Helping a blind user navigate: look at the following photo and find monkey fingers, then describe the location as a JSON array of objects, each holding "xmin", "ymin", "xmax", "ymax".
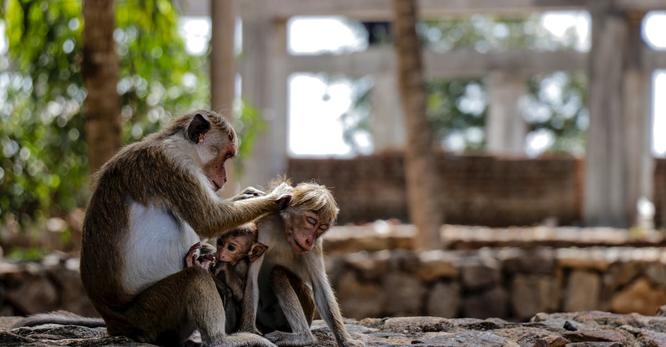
[
  {"xmin": 241, "ymin": 186, "xmax": 265, "ymax": 197},
  {"xmin": 197, "ymin": 254, "xmax": 216, "ymax": 270},
  {"xmin": 185, "ymin": 242, "xmax": 202, "ymax": 268},
  {"xmin": 230, "ymin": 186, "xmax": 266, "ymax": 201}
]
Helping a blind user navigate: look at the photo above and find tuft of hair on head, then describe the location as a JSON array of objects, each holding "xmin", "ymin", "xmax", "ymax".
[
  {"xmin": 218, "ymin": 223, "xmax": 257, "ymax": 246},
  {"xmin": 268, "ymin": 175, "xmax": 292, "ymax": 190},
  {"xmin": 290, "ymin": 181, "xmax": 339, "ymax": 224}
]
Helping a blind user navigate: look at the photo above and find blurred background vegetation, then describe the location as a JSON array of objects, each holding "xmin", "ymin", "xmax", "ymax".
[
  {"xmin": 0, "ymin": 0, "xmax": 587, "ymax": 257},
  {"xmin": 0, "ymin": 0, "xmax": 211, "ymax": 258}
]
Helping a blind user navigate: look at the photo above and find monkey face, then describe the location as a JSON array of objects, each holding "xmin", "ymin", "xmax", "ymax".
[
  {"xmin": 283, "ymin": 209, "xmax": 330, "ymax": 253},
  {"xmin": 187, "ymin": 113, "xmax": 237, "ymax": 191},
  {"xmin": 216, "ymin": 235, "xmax": 252, "ymax": 264}
]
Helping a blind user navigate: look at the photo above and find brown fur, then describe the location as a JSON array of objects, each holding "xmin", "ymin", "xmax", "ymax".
[
  {"xmin": 79, "ymin": 110, "xmax": 283, "ymax": 346},
  {"xmin": 240, "ymin": 182, "xmax": 363, "ymax": 347}
]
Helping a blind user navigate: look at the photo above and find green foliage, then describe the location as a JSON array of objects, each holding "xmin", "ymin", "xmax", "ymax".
[
  {"xmin": 5, "ymin": 247, "xmax": 47, "ymax": 262},
  {"xmin": 0, "ymin": 0, "xmax": 208, "ymax": 225}
]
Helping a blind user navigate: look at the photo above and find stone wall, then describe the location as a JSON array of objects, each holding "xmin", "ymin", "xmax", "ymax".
[
  {"xmin": 289, "ymin": 154, "xmax": 666, "ymax": 227},
  {"xmin": 327, "ymin": 247, "xmax": 666, "ymax": 321},
  {"xmin": 322, "ymin": 224, "xmax": 666, "ymax": 254},
  {"xmin": 0, "ymin": 255, "xmax": 96, "ymax": 317},
  {"xmin": 2, "ymin": 247, "xmax": 666, "ymax": 323}
]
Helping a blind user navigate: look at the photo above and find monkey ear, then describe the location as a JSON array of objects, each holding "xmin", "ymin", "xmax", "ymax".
[
  {"xmin": 248, "ymin": 242, "xmax": 268, "ymax": 262},
  {"xmin": 187, "ymin": 113, "xmax": 211, "ymax": 144}
]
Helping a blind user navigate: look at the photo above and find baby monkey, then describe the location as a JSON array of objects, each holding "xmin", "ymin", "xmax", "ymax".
[{"xmin": 185, "ymin": 223, "xmax": 267, "ymax": 333}]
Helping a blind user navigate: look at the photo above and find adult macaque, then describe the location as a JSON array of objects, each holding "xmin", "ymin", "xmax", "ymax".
[
  {"xmin": 240, "ymin": 181, "xmax": 364, "ymax": 347},
  {"xmin": 76, "ymin": 110, "xmax": 289, "ymax": 346}
]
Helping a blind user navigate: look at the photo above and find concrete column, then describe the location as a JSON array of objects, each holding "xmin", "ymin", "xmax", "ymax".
[
  {"xmin": 210, "ymin": 0, "xmax": 236, "ymax": 114},
  {"xmin": 210, "ymin": 0, "xmax": 238, "ymax": 196},
  {"xmin": 371, "ymin": 71, "xmax": 406, "ymax": 151},
  {"xmin": 486, "ymin": 71, "xmax": 527, "ymax": 155},
  {"xmin": 239, "ymin": 4, "xmax": 288, "ymax": 188},
  {"xmin": 584, "ymin": 5, "xmax": 652, "ymax": 227},
  {"xmin": 623, "ymin": 11, "xmax": 653, "ymax": 228}
]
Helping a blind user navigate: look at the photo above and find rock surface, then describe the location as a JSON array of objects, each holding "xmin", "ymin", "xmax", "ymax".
[{"xmin": 4, "ymin": 311, "xmax": 666, "ymax": 346}]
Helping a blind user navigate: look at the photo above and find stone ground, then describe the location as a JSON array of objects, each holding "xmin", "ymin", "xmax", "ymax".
[{"xmin": 2, "ymin": 311, "xmax": 666, "ymax": 346}]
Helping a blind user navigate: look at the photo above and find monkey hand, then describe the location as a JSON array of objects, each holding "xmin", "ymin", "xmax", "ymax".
[
  {"xmin": 184, "ymin": 242, "xmax": 215, "ymax": 270},
  {"xmin": 269, "ymin": 182, "xmax": 293, "ymax": 210},
  {"xmin": 197, "ymin": 254, "xmax": 215, "ymax": 270},
  {"xmin": 184, "ymin": 242, "xmax": 202, "ymax": 268},
  {"xmin": 231, "ymin": 186, "xmax": 266, "ymax": 201}
]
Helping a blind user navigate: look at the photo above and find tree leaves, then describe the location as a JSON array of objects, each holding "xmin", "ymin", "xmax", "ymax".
[{"xmin": 0, "ymin": 0, "xmax": 208, "ymax": 225}]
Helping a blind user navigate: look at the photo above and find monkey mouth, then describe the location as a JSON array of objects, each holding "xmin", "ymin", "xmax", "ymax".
[
  {"xmin": 210, "ymin": 179, "xmax": 221, "ymax": 191},
  {"xmin": 292, "ymin": 239, "xmax": 311, "ymax": 253}
]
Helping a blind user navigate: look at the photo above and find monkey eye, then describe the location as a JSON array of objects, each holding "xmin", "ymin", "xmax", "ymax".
[
  {"xmin": 306, "ymin": 216, "xmax": 318, "ymax": 226},
  {"xmin": 227, "ymin": 244, "xmax": 236, "ymax": 252},
  {"xmin": 319, "ymin": 224, "xmax": 329, "ymax": 232}
]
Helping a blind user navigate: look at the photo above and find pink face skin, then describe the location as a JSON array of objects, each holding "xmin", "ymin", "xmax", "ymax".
[
  {"xmin": 193, "ymin": 125, "xmax": 237, "ymax": 192},
  {"xmin": 202, "ymin": 142, "xmax": 236, "ymax": 191},
  {"xmin": 284, "ymin": 210, "xmax": 330, "ymax": 253},
  {"xmin": 216, "ymin": 235, "xmax": 252, "ymax": 265}
]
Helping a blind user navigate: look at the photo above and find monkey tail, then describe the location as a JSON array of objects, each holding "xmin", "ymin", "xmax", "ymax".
[
  {"xmin": 213, "ymin": 332, "xmax": 277, "ymax": 347},
  {"xmin": 12, "ymin": 310, "xmax": 106, "ymax": 329}
]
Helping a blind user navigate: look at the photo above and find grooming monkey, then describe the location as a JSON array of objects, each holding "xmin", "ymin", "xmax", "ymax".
[
  {"xmin": 16, "ymin": 111, "xmax": 290, "ymax": 347},
  {"xmin": 184, "ymin": 224, "xmax": 267, "ymax": 333},
  {"xmin": 239, "ymin": 181, "xmax": 365, "ymax": 347}
]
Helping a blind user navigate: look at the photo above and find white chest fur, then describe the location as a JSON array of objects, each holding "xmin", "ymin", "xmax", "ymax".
[{"xmin": 122, "ymin": 201, "xmax": 200, "ymax": 295}]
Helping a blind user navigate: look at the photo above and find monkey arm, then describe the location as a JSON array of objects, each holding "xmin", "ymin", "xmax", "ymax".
[
  {"xmin": 263, "ymin": 267, "xmax": 317, "ymax": 346},
  {"xmin": 304, "ymin": 251, "xmax": 364, "ymax": 347},
  {"xmin": 223, "ymin": 265, "xmax": 245, "ymax": 301},
  {"xmin": 149, "ymin": 155, "xmax": 291, "ymax": 238},
  {"xmin": 239, "ymin": 254, "xmax": 265, "ymax": 334}
]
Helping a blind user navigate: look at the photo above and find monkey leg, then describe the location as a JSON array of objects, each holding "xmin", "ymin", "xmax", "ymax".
[
  {"xmin": 263, "ymin": 267, "xmax": 317, "ymax": 346},
  {"xmin": 119, "ymin": 267, "xmax": 274, "ymax": 347},
  {"xmin": 286, "ymin": 269, "xmax": 315, "ymax": 327}
]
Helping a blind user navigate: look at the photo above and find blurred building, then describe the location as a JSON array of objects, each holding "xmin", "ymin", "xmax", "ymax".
[{"xmin": 180, "ymin": 0, "xmax": 666, "ymax": 228}]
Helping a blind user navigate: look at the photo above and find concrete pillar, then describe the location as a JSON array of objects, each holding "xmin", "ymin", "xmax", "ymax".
[
  {"xmin": 584, "ymin": 5, "xmax": 652, "ymax": 227},
  {"xmin": 210, "ymin": 0, "xmax": 236, "ymax": 114},
  {"xmin": 239, "ymin": 3, "xmax": 288, "ymax": 188},
  {"xmin": 486, "ymin": 71, "xmax": 527, "ymax": 155},
  {"xmin": 623, "ymin": 11, "xmax": 653, "ymax": 228},
  {"xmin": 371, "ymin": 71, "xmax": 406, "ymax": 151},
  {"xmin": 210, "ymin": 0, "xmax": 238, "ymax": 196}
]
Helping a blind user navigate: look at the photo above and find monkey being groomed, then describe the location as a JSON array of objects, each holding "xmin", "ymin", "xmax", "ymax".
[
  {"xmin": 239, "ymin": 181, "xmax": 365, "ymax": 347},
  {"xmin": 15, "ymin": 110, "xmax": 292, "ymax": 347}
]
